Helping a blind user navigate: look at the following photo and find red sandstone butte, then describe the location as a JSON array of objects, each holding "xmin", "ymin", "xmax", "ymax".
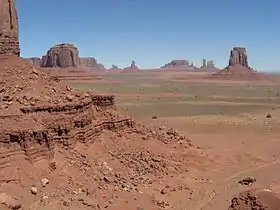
[{"xmin": 213, "ymin": 47, "xmax": 262, "ymax": 80}]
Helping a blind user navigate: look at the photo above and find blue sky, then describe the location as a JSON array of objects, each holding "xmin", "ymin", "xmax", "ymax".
[{"xmin": 17, "ymin": 0, "xmax": 280, "ymax": 71}]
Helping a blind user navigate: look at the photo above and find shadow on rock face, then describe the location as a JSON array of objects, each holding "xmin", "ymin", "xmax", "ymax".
[{"xmin": 228, "ymin": 189, "xmax": 280, "ymax": 210}]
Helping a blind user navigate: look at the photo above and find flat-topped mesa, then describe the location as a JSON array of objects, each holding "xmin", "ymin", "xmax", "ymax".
[
  {"xmin": 80, "ymin": 57, "xmax": 97, "ymax": 67},
  {"xmin": 229, "ymin": 47, "xmax": 249, "ymax": 68},
  {"xmin": 43, "ymin": 43, "xmax": 79, "ymax": 68},
  {"xmin": 161, "ymin": 60, "xmax": 191, "ymax": 68},
  {"xmin": 0, "ymin": 0, "xmax": 20, "ymax": 56}
]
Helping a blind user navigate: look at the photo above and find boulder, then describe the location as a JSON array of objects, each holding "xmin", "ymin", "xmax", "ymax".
[
  {"xmin": 43, "ymin": 43, "xmax": 79, "ymax": 68},
  {"xmin": 0, "ymin": 0, "xmax": 20, "ymax": 56},
  {"xmin": 229, "ymin": 189, "xmax": 280, "ymax": 210}
]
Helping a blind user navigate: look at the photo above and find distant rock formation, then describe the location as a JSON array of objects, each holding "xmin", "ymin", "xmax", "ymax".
[
  {"xmin": 201, "ymin": 58, "xmax": 215, "ymax": 68},
  {"xmin": 0, "ymin": 0, "xmax": 20, "ymax": 56},
  {"xmin": 207, "ymin": 60, "xmax": 214, "ymax": 68},
  {"xmin": 202, "ymin": 59, "xmax": 206, "ymax": 67},
  {"xmin": 131, "ymin": 60, "xmax": 137, "ymax": 68},
  {"xmin": 79, "ymin": 57, "xmax": 97, "ymax": 67},
  {"xmin": 43, "ymin": 43, "xmax": 79, "ymax": 68},
  {"xmin": 122, "ymin": 60, "xmax": 140, "ymax": 72},
  {"xmin": 109, "ymin": 64, "xmax": 121, "ymax": 70},
  {"xmin": 24, "ymin": 57, "xmax": 41, "ymax": 66},
  {"xmin": 41, "ymin": 55, "xmax": 47, "ymax": 67},
  {"xmin": 213, "ymin": 47, "xmax": 260, "ymax": 80},
  {"xmin": 229, "ymin": 47, "xmax": 249, "ymax": 67},
  {"xmin": 161, "ymin": 60, "xmax": 190, "ymax": 68}
]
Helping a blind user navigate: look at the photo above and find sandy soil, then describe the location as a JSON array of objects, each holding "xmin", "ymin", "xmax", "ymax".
[{"xmin": 60, "ymin": 68, "xmax": 280, "ymax": 209}]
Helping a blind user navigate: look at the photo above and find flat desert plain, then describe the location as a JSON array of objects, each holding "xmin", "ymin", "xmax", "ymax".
[{"xmin": 65, "ymin": 70, "xmax": 280, "ymax": 209}]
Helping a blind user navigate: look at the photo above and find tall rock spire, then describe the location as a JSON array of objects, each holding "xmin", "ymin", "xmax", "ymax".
[{"xmin": 0, "ymin": 0, "xmax": 20, "ymax": 56}]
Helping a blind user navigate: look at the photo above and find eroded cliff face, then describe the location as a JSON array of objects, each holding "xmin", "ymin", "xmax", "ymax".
[
  {"xmin": 43, "ymin": 44, "xmax": 79, "ymax": 68},
  {"xmin": 0, "ymin": 0, "xmax": 20, "ymax": 56},
  {"xmin": 0, "ymin": 57, "xmax": 134, "ymax": 166}
]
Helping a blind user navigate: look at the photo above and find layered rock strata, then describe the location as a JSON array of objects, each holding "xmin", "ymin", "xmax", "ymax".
[{"xmin": 0, "ymin": 57, "xmax": 134, "ymax": 167}]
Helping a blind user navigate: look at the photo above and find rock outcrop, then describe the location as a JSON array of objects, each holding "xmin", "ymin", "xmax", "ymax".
[
  {"xmin": 229, "ymin": 189, "xmax": 280, "ymax": 210},
  {"xmin": 213, "ymin": 47, "xmax": 261, "ymax": 80},
  {"xmin": 43, "ymin": 43, "xmax": 79, "ymax": 68},
  {"xmin": 0, "ymin": 57, "xmax": 134, "ymax": 166},
  {"xmin": 0, "ymin": 0, "xmax": 20, "ymax": 56}
]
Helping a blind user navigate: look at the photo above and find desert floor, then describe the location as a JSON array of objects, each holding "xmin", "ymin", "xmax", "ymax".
[{"xmin": 66, "ymin": 70, "xmax": 280, "ymax": 209}]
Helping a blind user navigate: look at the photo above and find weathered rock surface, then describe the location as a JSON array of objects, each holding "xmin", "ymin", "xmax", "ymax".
[
  {"xmin": 229, "ymin": 47, "xmax": 249, "ymax": 67},
  {"xmin": 43, "ymin": 43, "xmax": 79, "ymax": 68},
  {"xmin": 0, "ymin": 0, "xmax": 20, "ymax": 56},
  {"xmin": 24, "ymin": 57, "xmax": 41, "ymax": 66},
  {"xmin": 0, "ymin": 56, "xmax": 134, "ymax": 166}
]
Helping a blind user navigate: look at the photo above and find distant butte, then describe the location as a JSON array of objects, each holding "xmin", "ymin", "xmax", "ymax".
[
  {"xmin": 213, "ymin": 47, "xmax": 261, "ymax": 80},
  {"xmin": 161, "ymin": 60, "xmax": 194, "ymax": 69},
  {"xmin": 43, "ymin": 43, "xmax": 80, "ymax": 68}
]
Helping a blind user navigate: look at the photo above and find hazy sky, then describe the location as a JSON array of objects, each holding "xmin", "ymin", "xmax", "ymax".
[{"xmin": 17, "ymin": 0, "xmax": 280, "ymax": 71}]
